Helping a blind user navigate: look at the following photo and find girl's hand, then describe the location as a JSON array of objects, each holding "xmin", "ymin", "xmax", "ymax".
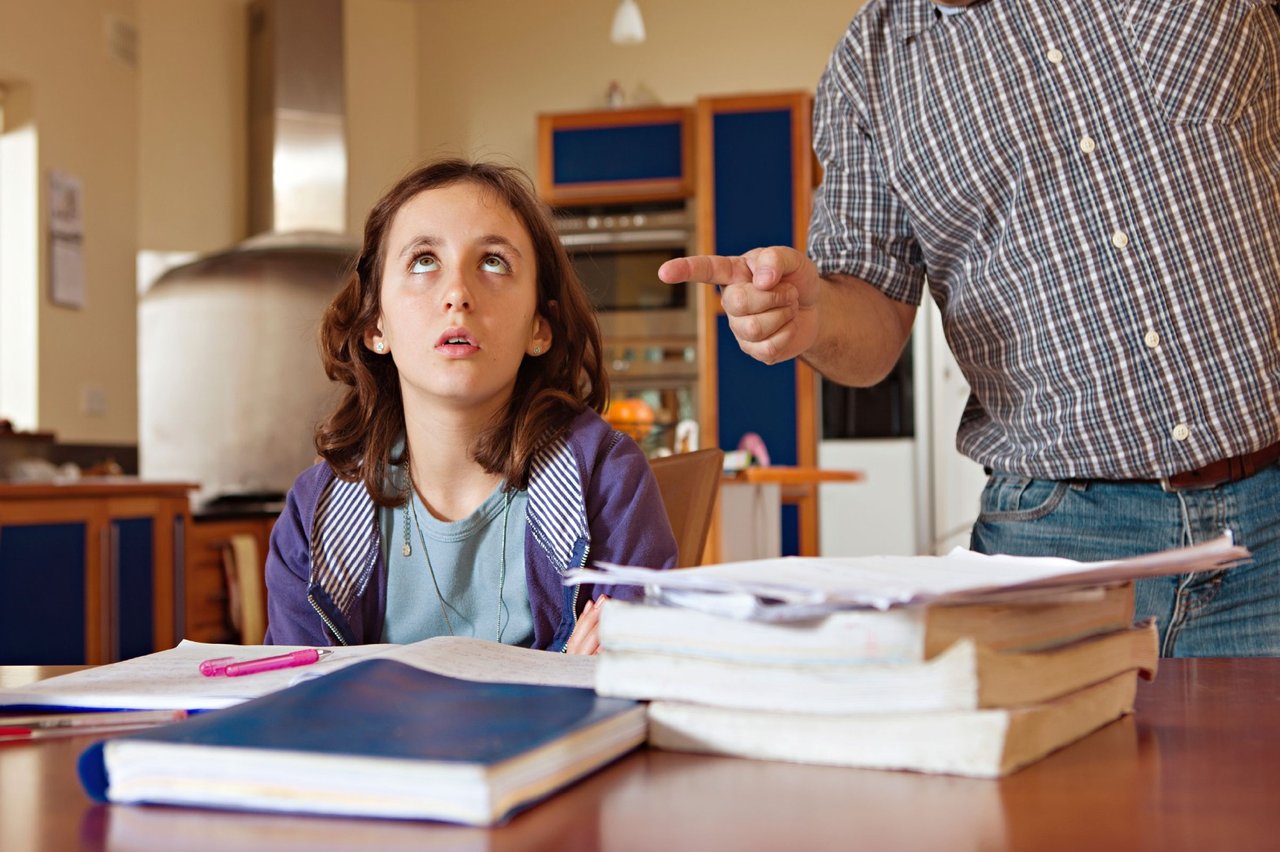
[{"xmin": 564, "ymin": 595, "xmax": 609, "ymax": 655}]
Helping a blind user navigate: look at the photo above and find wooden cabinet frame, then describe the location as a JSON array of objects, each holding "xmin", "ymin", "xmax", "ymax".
[{"xmin": 536, "ymin": 106, "xmax": 695, "ymax": 206}]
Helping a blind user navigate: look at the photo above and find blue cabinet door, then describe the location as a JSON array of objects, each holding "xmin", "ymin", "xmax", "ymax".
[
  {"xmin": 0, "ymin": 522, "xmax": 87, "ymax": 664},
  {"xmin": 114, "ymin": 517, "xmax": 156, "ymax": 661},
  {"xmin": 538, "ymin": 107, "xmax": 693, "ymax": 205},
  {"xmin": 710, "ymin": 106, "xmax": 806, "ymax": 555}
]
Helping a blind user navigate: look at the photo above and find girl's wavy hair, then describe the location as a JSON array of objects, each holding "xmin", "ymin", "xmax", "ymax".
[{"xmin": 315, "ymin": 158, "xmax": 608, "ymax": 506}]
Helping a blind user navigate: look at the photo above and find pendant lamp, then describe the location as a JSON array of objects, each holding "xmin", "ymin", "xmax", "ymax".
[{"xmin": 611, "ymin": 0, "xmax": 646, "ymax": 44}]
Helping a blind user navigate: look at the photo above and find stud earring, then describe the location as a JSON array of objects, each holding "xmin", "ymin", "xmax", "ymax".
[
  {"xmin": 532, "ymin": 345, "xmax": 542, "ymax": 355},
  {"xmin": 375, "ymin": 341, "xmax": 385, "ymax": 353}
]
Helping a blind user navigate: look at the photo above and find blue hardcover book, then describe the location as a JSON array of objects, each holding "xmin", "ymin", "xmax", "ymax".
[{"xmin": 78, "ymin": 659, "xmax": 646, "ymax": 825}]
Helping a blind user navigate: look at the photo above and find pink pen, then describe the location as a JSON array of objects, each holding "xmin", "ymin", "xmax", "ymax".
[{"xmin": 198, "ymin": 648, "xmax": 332, "ymax": 678}]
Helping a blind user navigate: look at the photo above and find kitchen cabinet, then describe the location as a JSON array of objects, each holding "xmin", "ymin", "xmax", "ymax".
[
  {"xmin": 695, "ymin": 91, "xmax": 819, "ymax": 558},
  {"xmin": 0, "ymin": 481, "xmax": 193, "ymax": 664},
  {"xmin": 536, "ymin": 106, "xmax": 694, "ymax": 206}
]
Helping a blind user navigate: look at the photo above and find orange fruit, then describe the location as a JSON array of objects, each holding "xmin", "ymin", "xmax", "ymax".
[{"xmin": 604, "ymin": 397, "xmax": 655, "ymax": 439}]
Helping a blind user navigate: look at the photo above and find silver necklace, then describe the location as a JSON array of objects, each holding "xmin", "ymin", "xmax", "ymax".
[{"xmin": 401, "ymin": 473, "xmax": 514, "ymax": 643}]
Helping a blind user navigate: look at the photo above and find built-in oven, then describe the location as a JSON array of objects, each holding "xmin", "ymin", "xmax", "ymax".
[
  {"xmin": 555, "ymin": 203, "xmax": 697, "ymax": 340},
  {"xmin": 555, "ymin": 203, "xmax": 699, "ymax": 455}
]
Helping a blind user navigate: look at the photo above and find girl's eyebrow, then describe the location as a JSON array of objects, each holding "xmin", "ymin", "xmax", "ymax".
[
  {"xmin": 398, "ymin": 235, "xmax": 440, "ymax": 259},
  {"xmin": 477, "ymin": 235, "xmax": 524, "ymax": 257},
  {"xmin": 397, "ymin": 234, "xmax": 524, "ymax": 258}
]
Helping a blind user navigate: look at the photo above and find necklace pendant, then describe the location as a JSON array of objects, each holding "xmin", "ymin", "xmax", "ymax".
[{"xmin": 402, "ymin": 543, "xmax": 412, "ymax": 557}]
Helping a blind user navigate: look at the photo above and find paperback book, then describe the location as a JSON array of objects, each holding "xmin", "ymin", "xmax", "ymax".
[
  {"xmin": 646, "ymin": 669, "xmax": 1139, "ymax": 778},
  {"xmin": 596, "ymin": 620, "xmax": 1157, "ymax": 714}
]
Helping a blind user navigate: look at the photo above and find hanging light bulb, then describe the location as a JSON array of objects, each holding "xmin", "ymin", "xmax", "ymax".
[{"xmin": 611, "ymin": 0, "xmax": 646, "ymax": 45}]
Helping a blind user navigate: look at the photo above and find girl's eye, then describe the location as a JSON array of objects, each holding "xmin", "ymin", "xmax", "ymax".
[
  {"xmin": 410, "ymin": 254, "xmax": 439, "ymax": 274},
  {"xmin": 481, "ymin": 254, "xmax": 512, "ymax": 274}
]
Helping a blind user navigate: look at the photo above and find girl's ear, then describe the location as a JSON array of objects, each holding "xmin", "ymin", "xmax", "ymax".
[
  {"xmin": 364, "ymin": 326, "xmax": 389, "ymax": 354},
  {"xmin": 528, "ymin": 313, "xmax": 553, "ymax": 357}
]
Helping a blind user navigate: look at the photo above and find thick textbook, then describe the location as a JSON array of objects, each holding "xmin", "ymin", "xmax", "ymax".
[
  {"xmin": 597, "ymin": 620, "xmax": 1156, "ymax": 713},
  {"xmin": 647, "ymin": 670, "xmax": 1139, "ymax": 778},
  {"xmin": 598, "ymin": 583, "xmax": 1137, "ymax": 665},
  {"xmin": 78, "ymin": 660, "xmax": 645, "ymax": 826}
]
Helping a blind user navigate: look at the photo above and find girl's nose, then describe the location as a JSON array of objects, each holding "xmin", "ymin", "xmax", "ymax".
[{"xmin": 442, "ymin": 272, "xmax": 473, "ymax": 312}]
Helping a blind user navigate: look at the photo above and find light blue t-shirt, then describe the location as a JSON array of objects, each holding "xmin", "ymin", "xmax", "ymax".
[{"xmin": 379, "ymin": 484, "xmax": 533, "ymax": 646}]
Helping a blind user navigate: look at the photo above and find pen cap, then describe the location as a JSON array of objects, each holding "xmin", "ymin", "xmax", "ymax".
[{"xmin": 199, "ymin": 657, "xmax": 237, "ymax": 677}]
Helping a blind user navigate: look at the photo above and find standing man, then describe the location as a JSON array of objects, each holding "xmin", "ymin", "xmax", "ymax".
[{"xmin": 660, "ymin": 0, "xmax": 1280, "ymax": 656}]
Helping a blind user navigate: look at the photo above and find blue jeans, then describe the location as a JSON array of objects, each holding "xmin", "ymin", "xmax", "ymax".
[{"xmin": 970, "ymin": 465, "xmax": 1280, "ymax": 657}]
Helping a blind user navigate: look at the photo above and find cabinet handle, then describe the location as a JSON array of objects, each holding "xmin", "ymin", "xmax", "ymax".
[{"xmin": 106, "ymin": 524, "xmax": 120, "ymax": 662}]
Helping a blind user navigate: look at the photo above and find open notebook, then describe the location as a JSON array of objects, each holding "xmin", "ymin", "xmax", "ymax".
[{"xmin": 0, "ymin": 637, "xmax": 595, "ymax": 711}]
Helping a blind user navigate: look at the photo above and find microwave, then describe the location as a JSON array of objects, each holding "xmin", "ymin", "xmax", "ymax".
[{"xmin": 555, "ymin": 204, "xmax": 697, "ymax": 341}]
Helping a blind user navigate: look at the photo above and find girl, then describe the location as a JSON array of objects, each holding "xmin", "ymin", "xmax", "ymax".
[{"xmin": 264, "ymin": 159, "xmax": 677, "ymax": 653}]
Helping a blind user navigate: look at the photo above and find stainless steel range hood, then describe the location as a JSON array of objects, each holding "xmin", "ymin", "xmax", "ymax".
[
  {"xmin": 248, "ymin": 0, "xmax": 346, "ymax": 236},
  {"xmin": 139, "ymin": 0, "xmax": 356, "ymax": 507}
]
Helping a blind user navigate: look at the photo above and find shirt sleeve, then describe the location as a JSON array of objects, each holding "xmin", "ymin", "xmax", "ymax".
[{"xmin": 808, "ymin": 31, "xmax": 927, "ymax": 306}]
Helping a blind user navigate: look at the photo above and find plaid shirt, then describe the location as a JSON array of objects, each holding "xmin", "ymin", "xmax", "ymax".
[{"xmin": 809, "ymin": 0, "xmax": 1280, "ymax": 480}]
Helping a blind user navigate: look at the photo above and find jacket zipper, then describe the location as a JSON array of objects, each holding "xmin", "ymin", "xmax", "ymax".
[
  {"xmin": 307, "ymin": 593, "xmax": 349, "ymax": 646},
  {"xmin": 561, "ymin": 540, "xmax": 590, "ymax": 652}
]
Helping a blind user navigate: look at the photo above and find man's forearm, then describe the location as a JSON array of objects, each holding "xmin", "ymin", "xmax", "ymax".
[{"xmin": 801, "ymin": 273, "xmax": 917, "ymax": 387}]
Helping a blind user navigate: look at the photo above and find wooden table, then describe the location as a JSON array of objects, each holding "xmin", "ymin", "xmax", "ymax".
[
  {"xmin": 2, "ymin": 660, "xmax": 1277, "ymax": 851},
  {"xmin": 719, "ymin": 466, "xmax": 862, "ymax": 560}
]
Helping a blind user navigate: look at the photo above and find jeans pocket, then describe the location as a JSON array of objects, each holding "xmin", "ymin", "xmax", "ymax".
[
  {"xmin": 977, "ymin": 474, "xmax": 1072, "ymax": 523},
  {"xmin": 1121, "ymin": 0, "xmax": 1276, "ymax": 125}
]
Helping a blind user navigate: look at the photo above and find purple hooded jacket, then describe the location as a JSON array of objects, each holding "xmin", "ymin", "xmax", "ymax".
[{"xmin": 263, "ymin": 409, "xmax": 677, "ymax": 651}]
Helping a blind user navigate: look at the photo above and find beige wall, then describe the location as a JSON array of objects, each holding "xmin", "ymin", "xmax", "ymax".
[
  {"xmin": 344, "ymin": 0, "xmax": 421, "ymax": 236},
  {"xmin": 1, "ymin": 0, "xmax": 862, "ymax": 447},
  {"xmin": 0, "ymin": 0, "xmax": 139, "ymax": 444},
  {"xmin": 137, "ymin": 0, "xmax": 420, "ymax": 247},
  {"xmin": 137, "ymin": 0, "xmax": 247, "ymax": 253},
  {"xmin": 416, "ymin": 0, "xmax": 859, "ymax": 174}
]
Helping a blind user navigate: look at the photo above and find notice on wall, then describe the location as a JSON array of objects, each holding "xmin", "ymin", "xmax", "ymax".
[{"xmin": 48, "ymin": 169, "xmax": 85, "ymax": 309}]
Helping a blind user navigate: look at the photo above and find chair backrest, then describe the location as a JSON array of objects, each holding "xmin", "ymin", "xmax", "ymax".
[
  {"xmin": 648, "ymin": 447, "xmax": 724, "ymax": 568},
  {"xmin": 222, "ymin": 534, "xmax": 267, "ymax": 644}
]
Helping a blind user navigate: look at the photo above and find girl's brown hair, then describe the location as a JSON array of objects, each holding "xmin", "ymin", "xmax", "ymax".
[{"xmin": 315, "ymin": 158, "xmax": 608, "ymax": 506}]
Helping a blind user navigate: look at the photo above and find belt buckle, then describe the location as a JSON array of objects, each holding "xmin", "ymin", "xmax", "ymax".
[
  {"xmin": 1160, "ymin": 471, "xmax": 1225, "ymax": 493},
  {"xmin": 1167, "ymin": 470, "xmax": 1223, "ymax": 491}
]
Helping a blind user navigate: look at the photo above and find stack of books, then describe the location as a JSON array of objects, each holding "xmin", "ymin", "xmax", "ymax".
[{"xmin": 581, "ymin": 536, "xmax": 1247, "ymax": 778}]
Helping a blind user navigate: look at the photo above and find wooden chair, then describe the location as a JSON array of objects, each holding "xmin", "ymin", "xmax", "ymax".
[
  {"xmin": 648, "ymin": 448, "xmax": 725, "ymax": 568},
  {"xmin": 221, "ymin": 534, "xmax": 267, "ymax": 644}
]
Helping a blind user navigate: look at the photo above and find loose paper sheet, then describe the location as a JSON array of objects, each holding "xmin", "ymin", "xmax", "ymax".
[{"xmin": 571, "ymin": 534, "xmax": 1249, "ymax": 619}]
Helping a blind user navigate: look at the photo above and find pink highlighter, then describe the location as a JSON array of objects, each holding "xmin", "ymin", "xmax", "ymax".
[{"xmin": 199, "ymin": 648, "xmax": 332, "ymax": 678}]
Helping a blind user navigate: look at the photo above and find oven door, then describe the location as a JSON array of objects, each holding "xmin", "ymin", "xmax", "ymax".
[{"xmin": 564, "ymin": 238, "xmax": 696, "ymax": 340}]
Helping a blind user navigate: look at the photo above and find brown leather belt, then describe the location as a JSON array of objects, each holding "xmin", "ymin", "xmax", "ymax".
[{"xmin": 1159, "ymin": 440, "xmax": 1280, "ymax": 492}]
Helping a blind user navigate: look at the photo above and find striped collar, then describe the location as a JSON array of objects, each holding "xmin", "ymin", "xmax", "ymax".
[{"xmin": 309, "ymin": 435, "xmax": 591, "ymax": 620}]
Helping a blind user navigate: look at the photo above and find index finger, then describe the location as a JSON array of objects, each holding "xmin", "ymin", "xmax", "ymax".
[
  {"xmin": 658, "ymin": 255, "xmax": 754, "ymax": 288},
  {"xmin": 660, "ymin": 248, "xmax": 805, "ymax": 291}
]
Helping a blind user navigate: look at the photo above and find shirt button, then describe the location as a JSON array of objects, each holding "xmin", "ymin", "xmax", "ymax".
[
  {"xmin": 1172, "ymin": 423, "xmax": 1191, "ymax": 442},
  {"xmin": 1047, "ymin": 48, "xmax": 1064, "ymax": 64},
  {"xmin": 1143, "ymin": 330, "xmax": 1160, "ymax": 349},
  {"xmin": 1079, "ymin": 135, "xmax": 1096, "ymax": 154},
  {"xmin": 1112, "ymin": 230, "xmax": 1129, "ymax": 248}
]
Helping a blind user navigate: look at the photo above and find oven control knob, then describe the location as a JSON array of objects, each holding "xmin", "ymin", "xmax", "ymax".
[
  {"xmin": 603, "ymin": 216, "xmax": 616, "ymax": 228},
  {"xmin": 619, "ymin": 216, "xmax": 631, "ymax": 227},
  {"xmin": 633, "ymin": 214, "xmax": 647, "ymax": 227},
  {"xmin": 587, "ymin": 216, "xmax": 600, "ymax": 228}
]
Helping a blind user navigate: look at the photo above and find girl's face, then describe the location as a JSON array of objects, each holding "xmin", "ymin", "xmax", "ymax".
[{"xmin": 369, "ymin": 182, "xmax": 552, "ymax": 418}]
